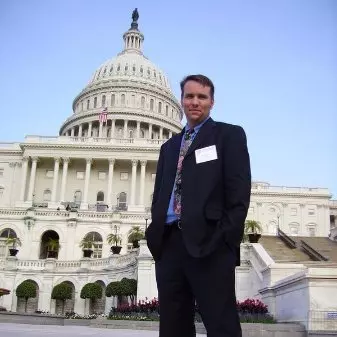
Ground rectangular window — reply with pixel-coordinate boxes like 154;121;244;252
120;172;129;181
45;170;54;178
308;208;315;216
290;208;297;216
98;171;106;180
76;171;84;180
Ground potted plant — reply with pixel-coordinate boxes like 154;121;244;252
79;237;94;258
107;233;122;254
46;238;60;258
244;220;263;243
128;226;145;248
6;237;22;256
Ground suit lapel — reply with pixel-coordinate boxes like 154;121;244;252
185;118;216;159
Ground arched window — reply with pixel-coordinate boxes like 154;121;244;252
118;192;127;210
121;94;125;106
150;99;154;111
125;65;128;72
43;189;51;202
87;99;90;110
117;64;121;72
109;65;113;73
102;95;106;107
94;97;97;108
140;67;143;75
74;190;82;204
111;94;115;107
141;96;145;108
0;228;17;258
131;95;135;106
81;102;83;112
165;105;168;116
96;191;104;202
83;232;103;258
158;102;162;113
132;65;136;73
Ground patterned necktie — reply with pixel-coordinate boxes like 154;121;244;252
173;129;195;217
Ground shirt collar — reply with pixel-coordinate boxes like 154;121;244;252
185;116;210;134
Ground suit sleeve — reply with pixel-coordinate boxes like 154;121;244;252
151;144;165;214
220;126;251;247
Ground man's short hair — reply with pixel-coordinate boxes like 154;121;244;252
180;74;215;100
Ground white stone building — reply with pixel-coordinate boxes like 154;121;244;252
0;12;336;326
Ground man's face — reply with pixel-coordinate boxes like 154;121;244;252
181;80;214;128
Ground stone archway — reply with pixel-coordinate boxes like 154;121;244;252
39;230;60;259
54;281;75;315
16;279;39;313
91;280;106;314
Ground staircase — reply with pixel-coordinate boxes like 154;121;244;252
259;235;314;263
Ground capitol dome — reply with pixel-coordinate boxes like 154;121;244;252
59;10;182;138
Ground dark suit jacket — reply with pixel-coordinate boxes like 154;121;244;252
146;118;251;262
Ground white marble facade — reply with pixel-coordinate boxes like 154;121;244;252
0;13;336;316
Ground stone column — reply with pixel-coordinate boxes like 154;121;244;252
88;122;92;137
78;124;83;137
130;159;138;205
19;157;29;201
123;120;128;138
99;122;103;138
111;119;116;138
139;160;147;206
148;124;152;139
50;158;60;201
137;121;141;138
107;159;115;207
59;158;69;203
169;130;172;138
27;157;38;202
159;127;163;139
71;128;75;137
82;158;92;209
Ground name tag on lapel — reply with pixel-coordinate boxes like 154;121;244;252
195;145;218;164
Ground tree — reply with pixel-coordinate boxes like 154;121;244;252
5;237;22;249
244;220;262;234
51;283;72;314
106;281;123;306
128;226;145;248
107;233;122;247
80;283;102;300
16;280;37;312
120;278;137;304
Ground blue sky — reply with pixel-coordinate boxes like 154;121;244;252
0;0;336;197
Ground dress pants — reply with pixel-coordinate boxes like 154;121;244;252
155;224;242;337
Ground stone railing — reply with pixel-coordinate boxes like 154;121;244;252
16;260;46;270
252;184;330;196
24;135;167;147
1;252;138;272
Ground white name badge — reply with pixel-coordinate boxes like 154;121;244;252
195;145;218;164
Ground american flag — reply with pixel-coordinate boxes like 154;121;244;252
99;107;108;123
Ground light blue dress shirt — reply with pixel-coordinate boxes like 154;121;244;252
165;116;210;224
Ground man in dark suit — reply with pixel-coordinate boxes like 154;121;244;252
146;74;251;337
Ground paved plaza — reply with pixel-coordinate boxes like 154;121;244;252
0;323;206;337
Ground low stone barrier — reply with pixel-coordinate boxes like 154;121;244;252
0;312;306;337
0;311;64;325
92;319;306;337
